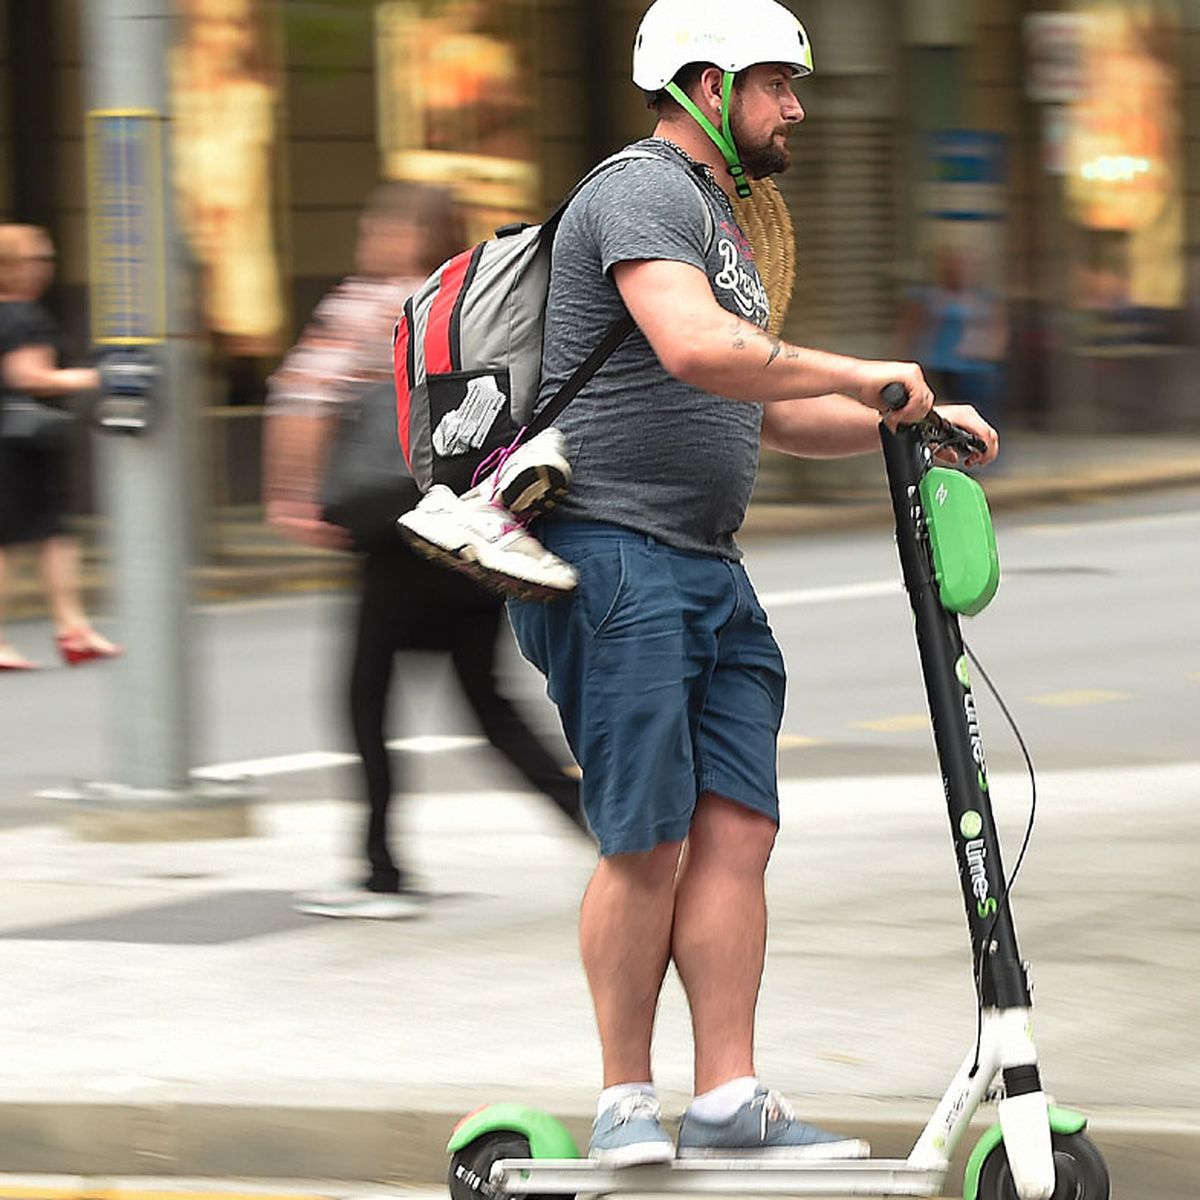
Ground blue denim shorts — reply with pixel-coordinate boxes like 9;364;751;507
508;521;786;856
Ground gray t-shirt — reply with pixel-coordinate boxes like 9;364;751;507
537;139;770;560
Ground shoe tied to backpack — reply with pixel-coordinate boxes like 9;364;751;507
471;426;572;516
397;484;578;600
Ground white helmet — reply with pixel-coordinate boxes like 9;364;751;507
633;0;813;92
632;0;813;198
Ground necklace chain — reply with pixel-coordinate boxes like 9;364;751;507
644;137;734;217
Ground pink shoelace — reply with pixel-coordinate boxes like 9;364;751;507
470;425;529;493
470;426;536;535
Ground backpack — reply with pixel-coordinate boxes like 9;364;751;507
393;145;713;495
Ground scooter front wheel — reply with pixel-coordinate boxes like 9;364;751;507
976;1130;1110;1200
449;1129;573;1200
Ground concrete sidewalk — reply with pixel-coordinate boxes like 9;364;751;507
1;765;1197;1193
7;431;1200;620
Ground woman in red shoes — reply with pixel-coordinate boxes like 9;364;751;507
0;224;119;670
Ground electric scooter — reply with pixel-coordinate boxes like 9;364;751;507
446;392;1111;1200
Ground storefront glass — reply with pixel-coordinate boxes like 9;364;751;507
1060;1;1184;346
170;0;286;358
375;0;540;240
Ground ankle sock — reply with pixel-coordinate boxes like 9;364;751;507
687;1076;759;1122
597;1082;656;1118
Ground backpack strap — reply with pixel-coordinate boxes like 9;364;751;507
527;145;714;437
527;311;636;436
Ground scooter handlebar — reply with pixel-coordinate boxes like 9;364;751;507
880;381;987;457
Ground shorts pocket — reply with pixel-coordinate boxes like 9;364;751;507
574;537;679;643
575;540;630;638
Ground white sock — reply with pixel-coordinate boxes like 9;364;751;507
687;1076;759;1122
597;1082;656;1117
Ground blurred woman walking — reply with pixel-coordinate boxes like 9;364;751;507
0;224;119;670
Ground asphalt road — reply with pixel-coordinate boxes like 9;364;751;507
3;485;1197;822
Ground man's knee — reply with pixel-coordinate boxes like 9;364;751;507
598;840;686;892
689;792;777;871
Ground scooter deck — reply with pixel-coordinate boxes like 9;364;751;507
490;1157;946;1196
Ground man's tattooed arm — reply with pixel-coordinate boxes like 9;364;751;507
727;319;799;366
748;324;796;364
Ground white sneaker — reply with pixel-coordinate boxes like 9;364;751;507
398;485;578;602
294;888;425;920
471;427;572;516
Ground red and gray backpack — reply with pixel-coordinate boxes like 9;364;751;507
393;146;712;495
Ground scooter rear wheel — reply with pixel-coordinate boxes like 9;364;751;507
448;1129;572;1200
977;1130;1110;1200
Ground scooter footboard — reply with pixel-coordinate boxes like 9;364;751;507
490;1156;946;1197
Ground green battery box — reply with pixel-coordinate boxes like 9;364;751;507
918;467;1000;616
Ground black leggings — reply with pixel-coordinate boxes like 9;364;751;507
347;545;583;892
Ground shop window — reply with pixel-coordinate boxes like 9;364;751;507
170;0;286;403
1062;2;1184;347
375;1;539;240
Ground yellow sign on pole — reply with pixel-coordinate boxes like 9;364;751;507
85;108;167;345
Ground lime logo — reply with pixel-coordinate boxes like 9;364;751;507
936;482;949;507
960;811;983;839
955;655;970;688
965;837;998;919
964;692;989;783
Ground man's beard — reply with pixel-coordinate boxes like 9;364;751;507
731;109;792;179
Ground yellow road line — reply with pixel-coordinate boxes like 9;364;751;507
853;714;930;733
778;734;827;749
816;1050;867;1066
1026;689;1131;708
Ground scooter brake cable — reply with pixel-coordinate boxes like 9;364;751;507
962;641;1039;1077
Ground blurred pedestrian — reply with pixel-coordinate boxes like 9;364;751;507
899;244;1007;428
264;182;588;920
0;224;119;671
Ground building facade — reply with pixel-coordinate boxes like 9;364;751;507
0;0;1196;512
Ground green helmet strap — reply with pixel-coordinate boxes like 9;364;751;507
665;73;752;198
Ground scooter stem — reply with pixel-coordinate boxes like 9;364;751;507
879;423;1030;1011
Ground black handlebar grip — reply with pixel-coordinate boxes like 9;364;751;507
881;382;908;411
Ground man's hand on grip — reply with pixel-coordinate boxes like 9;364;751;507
849;361;934;430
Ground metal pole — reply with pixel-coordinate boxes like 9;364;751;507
62;0;255;838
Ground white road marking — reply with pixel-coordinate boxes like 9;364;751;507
197;751;357;780
1017;510;1200;536
759;580;901;607
196;736;486;781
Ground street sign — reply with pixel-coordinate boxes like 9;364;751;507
1024;13;1088;104
85;109;167;345
922;131;1007;223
